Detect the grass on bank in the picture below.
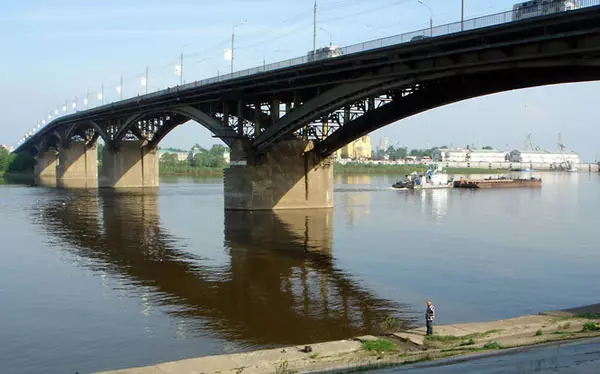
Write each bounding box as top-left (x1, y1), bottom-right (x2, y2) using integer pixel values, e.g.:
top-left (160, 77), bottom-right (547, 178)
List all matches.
top-left (363, 339), bottom-right (397, 352)
top-left (482, 341), bottom-right (504, 350)
top-left (583, 322), bottom-right (600, 332)
top-left (577, 313), bottom-right (600, 320)
top-left (425, 330), bottom-right (502, 342)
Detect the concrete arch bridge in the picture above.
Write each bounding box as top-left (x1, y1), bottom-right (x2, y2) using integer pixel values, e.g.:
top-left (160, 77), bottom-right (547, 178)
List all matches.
top-left (16, 5), bottom-right (600, 209)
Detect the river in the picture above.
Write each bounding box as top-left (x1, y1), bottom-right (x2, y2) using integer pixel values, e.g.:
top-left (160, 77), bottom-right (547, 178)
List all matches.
top-left (0, 172), bottom-right (599, 374)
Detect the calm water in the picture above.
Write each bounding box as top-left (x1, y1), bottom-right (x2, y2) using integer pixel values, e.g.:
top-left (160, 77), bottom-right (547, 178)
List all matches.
top-left (1, 172), bottom-right (599, 373)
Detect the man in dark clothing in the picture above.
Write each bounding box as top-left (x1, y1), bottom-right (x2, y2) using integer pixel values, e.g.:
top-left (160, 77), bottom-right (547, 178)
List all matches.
top-left (426, 300), bottom-right (435, 336)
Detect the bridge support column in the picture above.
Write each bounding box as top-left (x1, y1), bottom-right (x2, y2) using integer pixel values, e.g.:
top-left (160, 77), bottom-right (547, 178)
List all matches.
top-left (34, 150), bottom-right (58, 185)
top-left (100, 141), bottom-right (159, 188)
top-left (224, 140), bottom-right (334, 210)
top-left (57, 141), bottom-right (98, 188)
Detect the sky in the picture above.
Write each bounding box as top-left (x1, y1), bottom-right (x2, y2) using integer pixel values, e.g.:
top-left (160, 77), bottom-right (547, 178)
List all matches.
top-left (1, 0), bottom-right (599, 161)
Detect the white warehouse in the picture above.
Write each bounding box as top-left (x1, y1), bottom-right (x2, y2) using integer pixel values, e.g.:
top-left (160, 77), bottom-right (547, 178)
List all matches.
top-left (432, 148), bottom-right (507, 163)
top-left (509, 150), bottom-right (581, 164)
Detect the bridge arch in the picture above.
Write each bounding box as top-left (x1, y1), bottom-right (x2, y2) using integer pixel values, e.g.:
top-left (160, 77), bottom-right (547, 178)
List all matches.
top-left (311, 62), bottom-right (600, 156)
top-left (112, 106), bottom-right (237, 149)
top-left (64, 120), bottom-right (110, 149)
top-left (38, 131), bottom-right (63, 154)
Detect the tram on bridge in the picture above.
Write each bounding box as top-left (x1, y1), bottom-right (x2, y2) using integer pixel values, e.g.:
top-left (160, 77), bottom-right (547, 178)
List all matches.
top-left (512, 0), bottom-right (581, 21)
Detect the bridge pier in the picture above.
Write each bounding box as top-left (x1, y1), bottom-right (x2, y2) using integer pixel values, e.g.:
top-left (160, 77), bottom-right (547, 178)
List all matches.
top-left (224, 140), bottom-right (334, 210)
top-left (34, 150), bottom-right (58, 185)
top-left (100, 141), bottom-right (159, 188)
top-left (57, 141), bottom-right (98, 188)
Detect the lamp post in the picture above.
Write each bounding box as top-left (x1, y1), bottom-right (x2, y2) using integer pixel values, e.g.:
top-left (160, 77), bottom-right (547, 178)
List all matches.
top-left (313, 0), bottom-right (317, 55)
top-left (417, 0), bottom-right (433, 35)
top-left (179, 44), bottom-right (191, 85)
top-left (461, 0), bottom-right (465, 31)
top-left (231, 20), bottom-right (248, 74)
top-left (320, 26), bottom-right (332, 46)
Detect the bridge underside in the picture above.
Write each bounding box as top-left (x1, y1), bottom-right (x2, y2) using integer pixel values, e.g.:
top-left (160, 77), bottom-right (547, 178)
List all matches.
top-left (23, 7), bottom-right (600, 209)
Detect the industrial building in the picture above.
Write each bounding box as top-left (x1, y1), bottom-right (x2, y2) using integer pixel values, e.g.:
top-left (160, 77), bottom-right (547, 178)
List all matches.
top-left (337, 135), bottom-right (372, 160)
top-left (432, 148), bottom-right (507, 163)
top-left (508, 150), bottom-right (581, 165)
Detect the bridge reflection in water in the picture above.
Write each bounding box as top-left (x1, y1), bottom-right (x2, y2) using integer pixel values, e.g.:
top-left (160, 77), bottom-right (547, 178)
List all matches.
top-left (35, 189), bottom-right (415, 348)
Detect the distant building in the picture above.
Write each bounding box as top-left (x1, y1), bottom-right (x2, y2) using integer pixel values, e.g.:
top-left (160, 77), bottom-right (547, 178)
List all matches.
top-left (337, 136), bottom-right (372, 160)
top-left (0, 144), bottom-right (14, 153)
top-left (468, 149), bottom-right (508, 163)
top-left (223, 151), bottom-right (230, 164)
top-left (158, 149), bottom-right (188, 162)
top-left (432, 148), bottom-right (468, 162)
top-left (432, 148), bottom-right (507, 163)
top-left (509, 150), bottom-right (580, 165)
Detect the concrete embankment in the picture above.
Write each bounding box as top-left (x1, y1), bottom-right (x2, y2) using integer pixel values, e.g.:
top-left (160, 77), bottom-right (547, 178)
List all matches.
top-left (99, 305), bottom-right (600, 374)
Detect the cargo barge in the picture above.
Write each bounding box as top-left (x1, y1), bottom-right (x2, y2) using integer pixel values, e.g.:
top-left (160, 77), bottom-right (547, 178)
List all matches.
top-left (454, 177), bottom-right (542, 189)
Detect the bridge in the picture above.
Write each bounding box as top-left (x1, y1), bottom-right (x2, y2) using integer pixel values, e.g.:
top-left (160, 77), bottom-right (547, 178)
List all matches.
top-left (14, 3), bottom-right (600, 210)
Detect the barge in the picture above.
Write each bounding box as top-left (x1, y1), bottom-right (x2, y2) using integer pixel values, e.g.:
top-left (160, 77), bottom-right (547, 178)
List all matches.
top-left (454, 177), bottom-right (542, 189)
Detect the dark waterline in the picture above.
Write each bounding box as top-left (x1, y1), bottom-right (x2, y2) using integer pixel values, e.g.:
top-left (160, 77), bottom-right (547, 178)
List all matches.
top-left (0, 172), bottom-right (599, 373)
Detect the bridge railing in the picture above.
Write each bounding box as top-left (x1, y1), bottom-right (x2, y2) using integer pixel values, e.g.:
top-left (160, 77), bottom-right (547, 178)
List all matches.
top-left (18, 0), bottom-right (600, 148)
top-left (176, 0), bottom-right (599, 92)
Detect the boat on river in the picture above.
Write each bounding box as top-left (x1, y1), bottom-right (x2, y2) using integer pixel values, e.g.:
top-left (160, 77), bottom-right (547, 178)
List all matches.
top-left (393, 165), bottom-right (453, 190)
top-left (453, 176), bottom-right (542, 189)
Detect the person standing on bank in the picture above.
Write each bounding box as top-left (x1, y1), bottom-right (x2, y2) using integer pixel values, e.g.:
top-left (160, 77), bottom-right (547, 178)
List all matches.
top-left (425, 300), bottom-right (435, 336)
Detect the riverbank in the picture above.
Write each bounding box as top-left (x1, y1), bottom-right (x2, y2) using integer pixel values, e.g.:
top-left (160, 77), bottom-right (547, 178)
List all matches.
top-left (99, 305), bottom-right (600, 374)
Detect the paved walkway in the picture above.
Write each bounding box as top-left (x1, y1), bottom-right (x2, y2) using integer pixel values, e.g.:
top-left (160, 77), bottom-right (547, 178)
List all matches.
top-left (99, 340), bottom-right (362, 374)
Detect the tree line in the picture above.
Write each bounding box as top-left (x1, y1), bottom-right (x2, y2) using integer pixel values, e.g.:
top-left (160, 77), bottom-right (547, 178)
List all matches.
top-left (159, 144), bottom-right (229, 174)
top-left (0, 147), bottom-right (36, 175)
top-left (372, 146), bottom-right (437, 161)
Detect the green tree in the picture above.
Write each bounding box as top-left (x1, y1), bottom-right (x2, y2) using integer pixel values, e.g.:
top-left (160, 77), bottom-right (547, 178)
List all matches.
top-left (209, 144), bottom-right (227, 155)
top-left (6, 152), bottom-right (35, 174)
top-left (374, 149), bottom-right (386, 160)
top-left (0, 147), bottom-right (14, 173)
top-left (394, 147), bottom-right (408, 160)
top-left (409, 149), bottom-right (421, 157)
top-left (482, 146), bottom-right (493, 150)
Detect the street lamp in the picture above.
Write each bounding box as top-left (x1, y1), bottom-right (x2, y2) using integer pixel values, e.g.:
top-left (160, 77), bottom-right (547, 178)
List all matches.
top-left (177, 44), bottom-right (191, 85)
top-left (231, 20), bottom-right (247, 74)
top-left (417, 0), bottom-right (433, 35)
top-left (320, 26), bottom-right (332, 46)
top-left (461, 0), bottom-right (465, 31)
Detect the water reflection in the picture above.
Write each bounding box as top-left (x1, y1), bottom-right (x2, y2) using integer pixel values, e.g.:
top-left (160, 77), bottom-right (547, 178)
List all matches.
top-left (419, 189), bottom-right (449, 220)
top-left (34, 189), bottom-right (413, 348)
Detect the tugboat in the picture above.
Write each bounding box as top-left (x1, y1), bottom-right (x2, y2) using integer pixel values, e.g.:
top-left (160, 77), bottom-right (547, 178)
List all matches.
top-left (393, 165), bottom-right (453, 190)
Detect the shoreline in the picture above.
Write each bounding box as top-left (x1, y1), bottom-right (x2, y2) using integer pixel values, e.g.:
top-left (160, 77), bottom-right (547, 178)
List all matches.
top-left (98, 305), bottom-right (600, 374)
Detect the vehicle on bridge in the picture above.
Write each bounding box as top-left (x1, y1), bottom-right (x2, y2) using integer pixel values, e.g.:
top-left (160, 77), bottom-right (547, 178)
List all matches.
top-left (307, 45), bottom-right (343, 62)
top-left (512, 0), bottom-right (581, 21)
top-left (410, 35), bottom-right (431, 42)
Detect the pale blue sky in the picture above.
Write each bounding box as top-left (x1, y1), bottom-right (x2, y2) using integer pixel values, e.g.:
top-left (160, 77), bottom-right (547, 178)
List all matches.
top-left (1, 0), bottom-right (598, 160)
